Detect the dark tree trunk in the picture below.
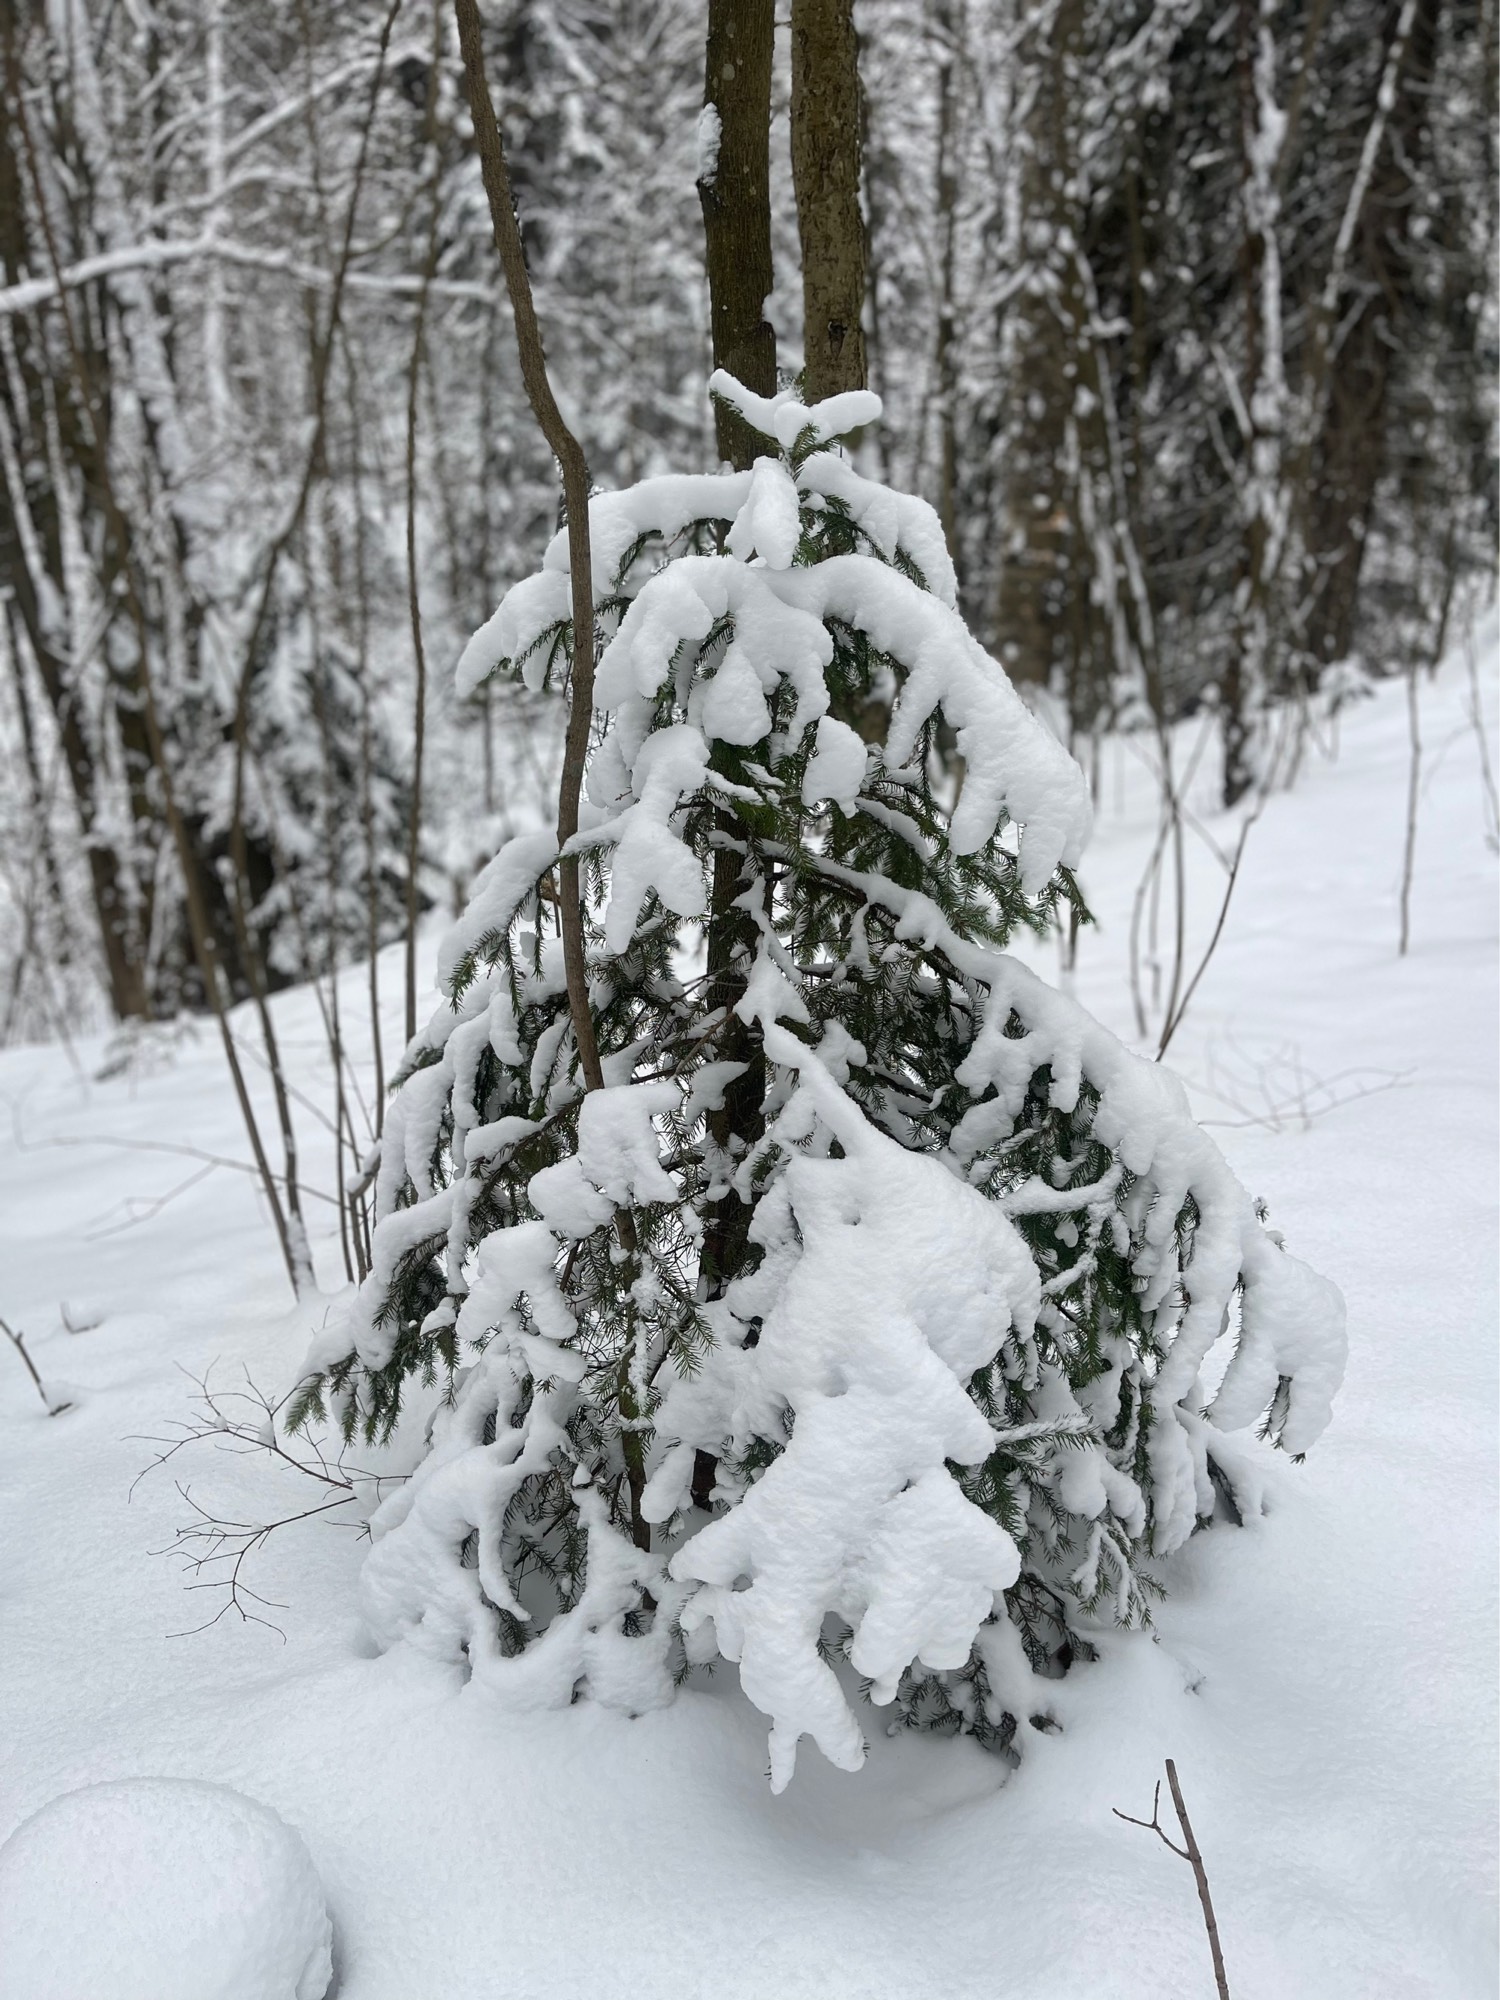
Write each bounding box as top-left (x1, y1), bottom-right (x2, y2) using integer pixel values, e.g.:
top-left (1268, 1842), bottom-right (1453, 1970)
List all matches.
top-left (699, 0), bottom-right (777, 468)
top-left (790, 0), bottom-right (867, 402)
top-left (692, 0), bottom-right (781, 1512)
top-left (993, 0), bottom-right (1110, 734)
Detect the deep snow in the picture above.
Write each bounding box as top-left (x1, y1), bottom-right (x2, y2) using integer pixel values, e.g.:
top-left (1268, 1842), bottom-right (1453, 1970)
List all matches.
top-left (0, 624), bottom-right (1494, 1999)
top-left (0, 1777), bottom-right (332, 2000)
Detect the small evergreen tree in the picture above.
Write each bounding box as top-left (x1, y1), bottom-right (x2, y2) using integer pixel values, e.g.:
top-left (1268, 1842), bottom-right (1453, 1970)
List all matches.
top-left (292, 375), bottom-right (1345, 1789)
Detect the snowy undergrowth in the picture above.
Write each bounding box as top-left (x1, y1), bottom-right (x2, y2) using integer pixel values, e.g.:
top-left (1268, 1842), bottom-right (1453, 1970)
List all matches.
top-left (0, 625), bottom-right (1494, 1998)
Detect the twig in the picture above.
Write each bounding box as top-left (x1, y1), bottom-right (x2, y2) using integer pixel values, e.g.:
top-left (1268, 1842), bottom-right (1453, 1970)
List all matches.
top-left (1400, 515), bottom-right (1463, 956)
top-left (1129, 803), bottom-right (1173, 1040)
top-left (1188, 1051), bottom-right (1411, 1132)
top-left (1157, 808), bottom-right (1258, 1061)
top-left (1464, 627), bottom-right (1499, 854)
top-left (132, 1367), bottom-right (401, 1637)
top-left (1114, 1759), bottom-right (1231, 1999)
top-left (0, 1313), bottom-right (71, 1415)
top-left (1124, 714), bottom-right (1220, 1042)
top-left (10, 1119), bottom-right (341, 1211)
top-left (1398, 656), bottom-right (1421, 957)
top-left (82, 1162), bottom-right (219, 1241)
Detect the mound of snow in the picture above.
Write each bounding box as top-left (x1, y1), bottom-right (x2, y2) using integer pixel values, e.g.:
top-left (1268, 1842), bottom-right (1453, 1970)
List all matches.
top-left (0, 1778), bottom-right (332, 2000)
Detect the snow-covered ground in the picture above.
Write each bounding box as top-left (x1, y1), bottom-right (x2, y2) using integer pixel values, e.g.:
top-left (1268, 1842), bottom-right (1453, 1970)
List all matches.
top-left (2, 625), bottom-right (1495, 1999)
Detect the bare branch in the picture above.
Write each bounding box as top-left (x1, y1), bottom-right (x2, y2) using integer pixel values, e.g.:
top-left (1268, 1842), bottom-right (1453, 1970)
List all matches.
top-left (1157, 807), bottom-right (1259, 1061)
top-left (132, 1368), bottom-right (403, 1636)
top-left (1, 1312), bottom-right (72, 1415)
top-left (452, 0), bottom-right (605, 1098)
top-left (1115, 1759), bottom-right (1232, 1999)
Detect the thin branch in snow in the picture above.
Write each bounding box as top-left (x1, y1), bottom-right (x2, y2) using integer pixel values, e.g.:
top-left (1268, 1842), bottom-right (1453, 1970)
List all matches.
top-left (1465, 628), bottom-right (1500, 854)
top-left (1157, 806), bottom-right (1259, 1061)
top-left (0, 1312), bottom-right (72, 1416)
top-left (131, 1367), bottom-right (400, 1639)
top-left (1398, 657), bottom-right (1421, 958)
top-left (1114, 1759), bottom-right (1232, 1999)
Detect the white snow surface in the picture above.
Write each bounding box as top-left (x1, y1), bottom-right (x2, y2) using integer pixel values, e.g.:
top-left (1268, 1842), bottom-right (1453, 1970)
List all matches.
top-left (0, 1777), bottom-right (332, 2000)
top-left (0, 625), bottom-right (1495, 1997)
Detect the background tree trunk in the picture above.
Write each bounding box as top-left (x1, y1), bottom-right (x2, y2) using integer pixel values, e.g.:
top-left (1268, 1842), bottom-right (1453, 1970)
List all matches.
top-left (699, 0), bottom-right (777, 469)
top-left (790, 0), bottom-right (867, 401)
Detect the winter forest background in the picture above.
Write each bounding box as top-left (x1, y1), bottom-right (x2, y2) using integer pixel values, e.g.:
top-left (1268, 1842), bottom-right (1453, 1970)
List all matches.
top-left (0, 2), bottom-right (1496, 1997)
top-left (1, 0), bottom-right (1493, 1047)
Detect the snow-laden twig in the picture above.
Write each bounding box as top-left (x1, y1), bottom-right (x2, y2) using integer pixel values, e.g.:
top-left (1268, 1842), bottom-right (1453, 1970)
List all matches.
top-left (0, 233), bottom-right (499, 320)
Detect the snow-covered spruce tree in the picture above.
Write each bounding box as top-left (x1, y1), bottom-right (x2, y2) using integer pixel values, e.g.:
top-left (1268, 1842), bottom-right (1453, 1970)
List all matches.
top-left (292, 373), bottom-right (1345, 1789)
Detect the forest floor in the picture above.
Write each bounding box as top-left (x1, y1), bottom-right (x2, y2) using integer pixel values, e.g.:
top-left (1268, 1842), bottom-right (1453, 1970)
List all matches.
top-left (1, 621), bottom-right (1496, 2000)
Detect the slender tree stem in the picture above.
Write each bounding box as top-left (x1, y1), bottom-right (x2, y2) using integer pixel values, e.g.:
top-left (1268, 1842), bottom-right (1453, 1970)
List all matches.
top-left (1467, 628), bottom-right (1500, 852)
top-left (1398, 659), bottom-right (1421, 957)
top-left (1158, 811), bottom-right (1257, 1061)
top-left (1114, 1759), bottom-right (1232, 2000)
top-left (453, 0), bottom-right (603, 1096)
top-left (1, 1313), bottom-right (68, 1414)
top-left (1164, 1761), bottom-right (1231, 2000)
top-left (403, 0), bottom-right (444, 1048)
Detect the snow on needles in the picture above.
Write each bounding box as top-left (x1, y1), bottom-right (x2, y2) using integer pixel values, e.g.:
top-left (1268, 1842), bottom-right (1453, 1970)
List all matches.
top-left (658, 1027), bottom-right (1039, 1791)
top-left (455, 385), bottom-right (1087, 895)
top-left (295, 372), bottom-right (1346, 1791)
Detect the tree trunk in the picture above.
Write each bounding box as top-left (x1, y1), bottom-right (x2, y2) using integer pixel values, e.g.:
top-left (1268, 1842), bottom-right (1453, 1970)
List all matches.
top-left (699, 0), bottom-right (777, 467)
top-left (790, 0), bottom-right (867, 402)
top-left (691, 0), bottom-right (783, 1512)
top-left (1302, 0), bottom-right (1439, 673)
top-left (993, 0), bottom-right (1103, 725)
